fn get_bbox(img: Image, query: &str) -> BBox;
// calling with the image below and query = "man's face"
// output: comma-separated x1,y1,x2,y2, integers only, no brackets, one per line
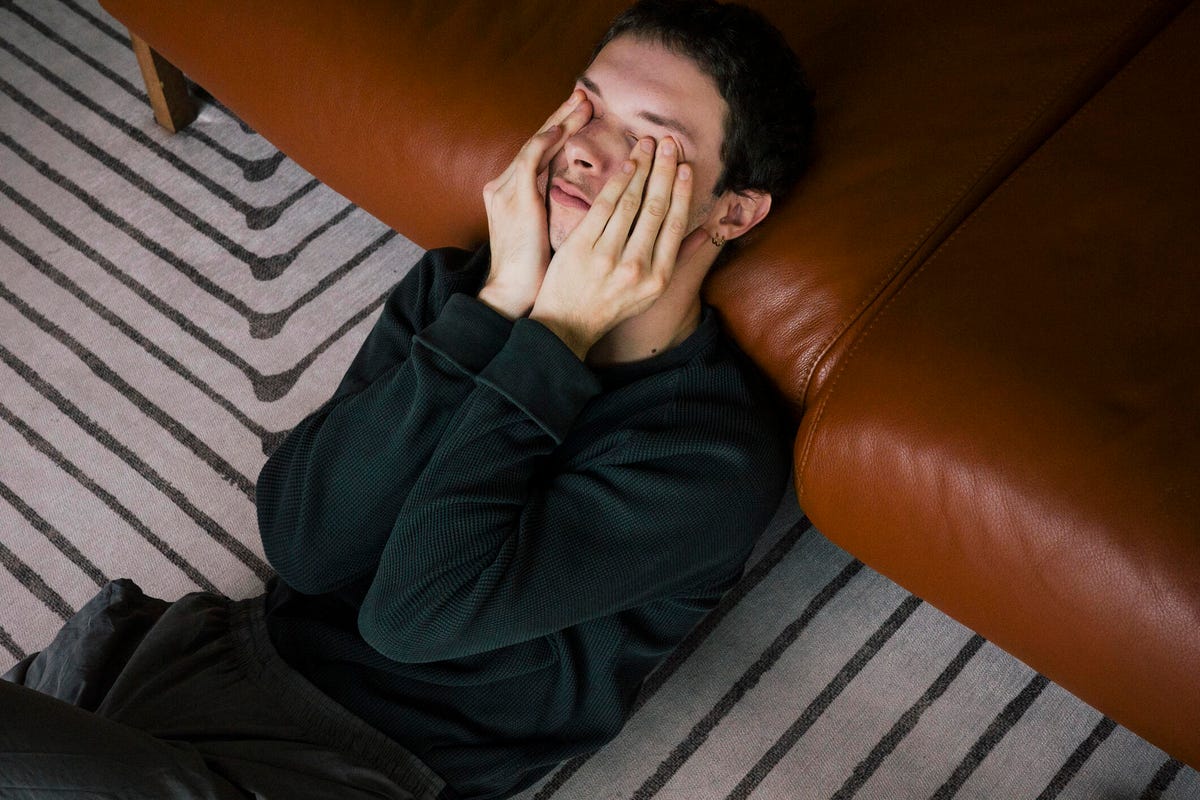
546,34,728,250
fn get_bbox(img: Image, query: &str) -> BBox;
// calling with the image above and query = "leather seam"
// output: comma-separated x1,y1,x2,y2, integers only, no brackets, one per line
799,0,1162,419
796,0,1172,504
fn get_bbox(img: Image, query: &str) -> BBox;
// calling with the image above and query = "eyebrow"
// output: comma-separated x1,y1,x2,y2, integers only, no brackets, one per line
577,74,696,144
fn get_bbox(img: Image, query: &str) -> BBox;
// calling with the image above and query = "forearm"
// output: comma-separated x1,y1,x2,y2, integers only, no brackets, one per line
257,293,512,594
477,281,532,322
358,318,601,661
355,314,788,665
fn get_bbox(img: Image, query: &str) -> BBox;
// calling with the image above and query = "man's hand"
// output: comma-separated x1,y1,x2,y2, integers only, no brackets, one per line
529,136,701,360
478,91,593,321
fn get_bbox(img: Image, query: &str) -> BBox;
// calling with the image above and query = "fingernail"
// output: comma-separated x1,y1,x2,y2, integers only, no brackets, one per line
639,138,655,154
660,139,675,156
568,90,581,106
678,164,691,181
622,160,635,174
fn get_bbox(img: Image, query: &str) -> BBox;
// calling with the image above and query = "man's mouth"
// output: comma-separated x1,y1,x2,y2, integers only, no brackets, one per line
550,179,591,211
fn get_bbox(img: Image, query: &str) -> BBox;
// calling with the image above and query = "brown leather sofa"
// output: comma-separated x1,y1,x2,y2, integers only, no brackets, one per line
99,0,1200,768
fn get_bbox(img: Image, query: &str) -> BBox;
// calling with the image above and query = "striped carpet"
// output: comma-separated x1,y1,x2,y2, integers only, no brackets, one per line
0,1,1196,798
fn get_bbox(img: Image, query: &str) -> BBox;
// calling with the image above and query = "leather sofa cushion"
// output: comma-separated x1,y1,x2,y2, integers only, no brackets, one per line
797,0,1200,767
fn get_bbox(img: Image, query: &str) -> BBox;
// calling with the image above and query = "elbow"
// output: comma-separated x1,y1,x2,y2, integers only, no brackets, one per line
358,583,471,664
263,548,342,597
258,506,343,596
358,600,433,663
268,564,343,598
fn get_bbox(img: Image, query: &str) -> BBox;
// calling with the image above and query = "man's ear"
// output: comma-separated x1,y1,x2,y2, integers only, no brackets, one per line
715,189,772,242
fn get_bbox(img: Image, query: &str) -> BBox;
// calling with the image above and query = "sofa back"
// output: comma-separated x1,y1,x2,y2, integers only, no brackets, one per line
791,0,1200,770
100,0,1200,767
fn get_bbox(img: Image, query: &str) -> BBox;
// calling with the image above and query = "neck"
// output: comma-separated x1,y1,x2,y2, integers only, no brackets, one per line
585,246,714,368
586,297,703,368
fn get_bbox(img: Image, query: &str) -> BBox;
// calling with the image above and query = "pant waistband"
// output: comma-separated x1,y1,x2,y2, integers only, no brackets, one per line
227,593,448,800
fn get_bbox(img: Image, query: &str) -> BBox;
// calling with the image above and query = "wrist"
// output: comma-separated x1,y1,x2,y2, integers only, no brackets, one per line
477,282,531,321
527,312,597,362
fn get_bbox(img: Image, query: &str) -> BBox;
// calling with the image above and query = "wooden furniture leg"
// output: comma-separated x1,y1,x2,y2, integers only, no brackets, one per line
129,33,198,133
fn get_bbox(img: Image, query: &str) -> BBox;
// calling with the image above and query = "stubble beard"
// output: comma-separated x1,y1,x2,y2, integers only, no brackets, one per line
545,162,580,253
547,204,578,253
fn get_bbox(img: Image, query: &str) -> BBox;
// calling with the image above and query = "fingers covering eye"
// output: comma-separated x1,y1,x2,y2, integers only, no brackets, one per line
622,139,684,259
598,140,656,245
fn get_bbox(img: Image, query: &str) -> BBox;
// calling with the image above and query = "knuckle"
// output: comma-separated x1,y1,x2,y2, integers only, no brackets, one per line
620,195,641,215
667,216,688,235
643,200,667,218
619,256,647,277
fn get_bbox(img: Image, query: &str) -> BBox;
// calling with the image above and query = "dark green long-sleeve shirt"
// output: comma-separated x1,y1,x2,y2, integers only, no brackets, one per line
257,245,793,800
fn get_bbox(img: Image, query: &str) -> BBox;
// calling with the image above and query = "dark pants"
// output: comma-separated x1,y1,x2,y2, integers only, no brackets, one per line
0,579,447,800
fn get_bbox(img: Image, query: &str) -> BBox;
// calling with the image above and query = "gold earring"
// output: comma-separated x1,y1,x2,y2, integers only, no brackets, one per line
711,232,726,248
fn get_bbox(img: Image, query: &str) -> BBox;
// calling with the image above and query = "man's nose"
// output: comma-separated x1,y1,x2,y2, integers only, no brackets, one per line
562,122,623,177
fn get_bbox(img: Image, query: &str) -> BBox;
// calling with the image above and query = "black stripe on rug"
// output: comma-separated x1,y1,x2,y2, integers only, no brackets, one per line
1035,716,1118,800
722,593,925,800
0,479,109,589
929,674,1051,800
617,556,869,799
533,518,814,798
831,633,988,800
0,340,269,581
0,533,76,621
0,273,257,498
0,623,27,663
0,401,222,593
1140,757,1185,800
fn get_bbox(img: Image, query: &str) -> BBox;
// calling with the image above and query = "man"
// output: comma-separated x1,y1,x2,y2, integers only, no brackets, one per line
0,2,814,799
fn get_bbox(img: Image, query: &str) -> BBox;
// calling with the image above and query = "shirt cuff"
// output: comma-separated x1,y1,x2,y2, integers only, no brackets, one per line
412,292,514,376
477,318,603,444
